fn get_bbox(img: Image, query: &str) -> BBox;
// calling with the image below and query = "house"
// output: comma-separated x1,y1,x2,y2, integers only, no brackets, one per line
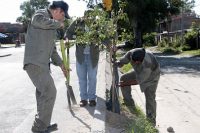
156,12,200,49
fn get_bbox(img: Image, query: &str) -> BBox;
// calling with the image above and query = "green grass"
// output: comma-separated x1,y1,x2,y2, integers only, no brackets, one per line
118,59,157,133
180,49,200,56
120,98,158,133
120,63,132,73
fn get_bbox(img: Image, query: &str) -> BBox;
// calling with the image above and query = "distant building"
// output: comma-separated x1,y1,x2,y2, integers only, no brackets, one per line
0,22,25,44
157,12,200,41
158,12,200,33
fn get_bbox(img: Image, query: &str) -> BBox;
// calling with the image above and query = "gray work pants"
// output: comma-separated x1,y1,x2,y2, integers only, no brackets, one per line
120,70,158,125
25,64,57,130
144,83,157,125
120,70,137,106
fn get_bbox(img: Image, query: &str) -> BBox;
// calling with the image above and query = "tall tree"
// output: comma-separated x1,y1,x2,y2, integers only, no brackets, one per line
181,0,195,12
16,0,49,30
70,0,196,48
122,0,182,47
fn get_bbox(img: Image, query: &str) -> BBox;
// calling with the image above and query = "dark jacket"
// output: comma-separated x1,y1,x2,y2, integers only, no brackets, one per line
65,19,99,68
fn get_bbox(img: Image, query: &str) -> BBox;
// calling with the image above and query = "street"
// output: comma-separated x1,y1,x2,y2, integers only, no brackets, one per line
0,45,200,133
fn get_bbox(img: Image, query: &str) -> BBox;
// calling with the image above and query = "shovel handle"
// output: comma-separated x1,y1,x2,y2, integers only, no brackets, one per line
60,39,70,82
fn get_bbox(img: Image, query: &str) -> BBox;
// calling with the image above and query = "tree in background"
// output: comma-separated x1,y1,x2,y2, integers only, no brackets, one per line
16,0,73,32
16,0,50,31
81,0,183,47
121,0,184,48
181,0,195,13
59,0,196,48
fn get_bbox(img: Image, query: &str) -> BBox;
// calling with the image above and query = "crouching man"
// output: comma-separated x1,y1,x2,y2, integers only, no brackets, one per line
117,48,160,126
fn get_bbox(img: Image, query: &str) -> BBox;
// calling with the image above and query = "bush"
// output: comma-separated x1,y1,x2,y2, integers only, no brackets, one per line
158,35,194,53
158,37,168,48
184,30,198,50
181,44,191,51
143,32,156,46
160,47,181,54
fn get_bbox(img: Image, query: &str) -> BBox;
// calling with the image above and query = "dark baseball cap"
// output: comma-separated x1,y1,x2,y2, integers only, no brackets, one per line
131,48,146,62
52,1,70,19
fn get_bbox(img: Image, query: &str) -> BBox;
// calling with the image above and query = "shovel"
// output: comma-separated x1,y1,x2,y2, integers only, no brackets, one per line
60,38,77,108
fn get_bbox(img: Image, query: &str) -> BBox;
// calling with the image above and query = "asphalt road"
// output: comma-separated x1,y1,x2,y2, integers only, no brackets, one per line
0,46,32,133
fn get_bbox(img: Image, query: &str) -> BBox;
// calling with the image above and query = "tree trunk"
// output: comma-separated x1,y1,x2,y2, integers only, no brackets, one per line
134,22,142,48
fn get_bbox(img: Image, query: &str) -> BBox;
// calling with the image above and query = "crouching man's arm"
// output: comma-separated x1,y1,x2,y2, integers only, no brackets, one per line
118,80,138,87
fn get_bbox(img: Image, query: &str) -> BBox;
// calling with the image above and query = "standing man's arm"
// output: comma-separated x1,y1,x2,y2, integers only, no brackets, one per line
51,46,68,77
65,20,77,40
51,46,62,66
31,12,63,29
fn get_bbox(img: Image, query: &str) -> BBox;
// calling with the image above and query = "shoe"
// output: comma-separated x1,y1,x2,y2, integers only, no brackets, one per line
32,126,48,133
80,100,88,107
89,100,96,107
123,99,135,107
34,131,49,133
31,118,47,133
47,123,58,131
32,128,49,133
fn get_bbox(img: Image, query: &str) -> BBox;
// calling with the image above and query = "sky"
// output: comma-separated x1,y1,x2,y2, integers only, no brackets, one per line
0,0,200,23
0,0,87,23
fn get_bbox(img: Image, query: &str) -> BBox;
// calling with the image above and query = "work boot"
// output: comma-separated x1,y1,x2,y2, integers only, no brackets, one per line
47,123,58,131
147,113,156,127
123,99,135,107
31,118,47,133
31,127,49,133
80,100,88,107
89,100,96,107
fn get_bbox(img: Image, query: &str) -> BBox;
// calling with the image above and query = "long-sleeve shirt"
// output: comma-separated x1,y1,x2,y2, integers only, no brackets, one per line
24,9,62,71
119,49,160,92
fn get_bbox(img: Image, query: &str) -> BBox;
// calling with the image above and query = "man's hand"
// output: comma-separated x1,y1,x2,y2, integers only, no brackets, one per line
117,81,126,87
118,80,138,87
115,60,123,68
112,45,118,52
60,64,71,78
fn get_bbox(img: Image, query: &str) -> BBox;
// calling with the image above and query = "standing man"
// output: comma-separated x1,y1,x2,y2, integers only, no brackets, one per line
117,48,160,126
65,10,99,107
23,1,70,133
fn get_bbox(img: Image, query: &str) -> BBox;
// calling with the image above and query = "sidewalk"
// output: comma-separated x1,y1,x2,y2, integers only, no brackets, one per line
0,44,20,57
13,49,110,133
0,46,12,57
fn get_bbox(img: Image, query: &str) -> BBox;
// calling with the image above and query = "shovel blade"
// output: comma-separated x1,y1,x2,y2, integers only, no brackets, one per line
66,90,71,108
65,83,77,105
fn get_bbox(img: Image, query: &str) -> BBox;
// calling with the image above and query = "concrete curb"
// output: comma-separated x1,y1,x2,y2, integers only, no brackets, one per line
91,51,107,133
91,51,125,133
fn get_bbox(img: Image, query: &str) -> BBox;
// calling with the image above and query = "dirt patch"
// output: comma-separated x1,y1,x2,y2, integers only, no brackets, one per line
105,106,137,133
